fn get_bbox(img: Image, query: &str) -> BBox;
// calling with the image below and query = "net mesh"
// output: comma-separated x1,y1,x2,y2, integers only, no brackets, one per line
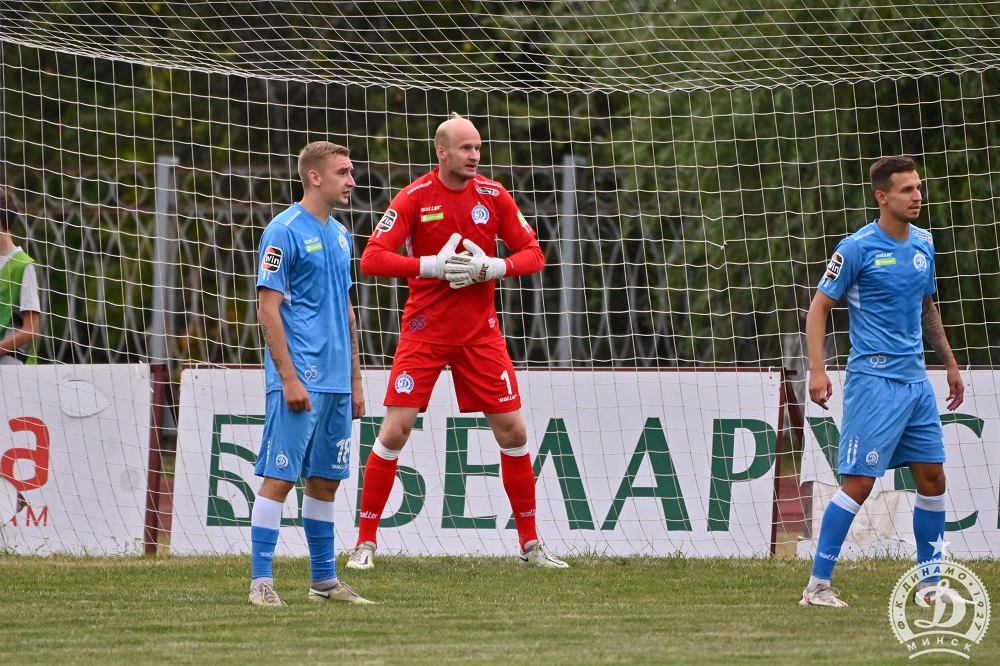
1,1,998,556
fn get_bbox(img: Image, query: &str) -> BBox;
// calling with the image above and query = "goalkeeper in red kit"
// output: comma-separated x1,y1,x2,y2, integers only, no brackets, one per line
348,113,568,570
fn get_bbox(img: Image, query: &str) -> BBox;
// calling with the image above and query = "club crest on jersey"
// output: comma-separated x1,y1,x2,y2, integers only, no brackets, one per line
476,185,500,196
913,251,928,272
376,208,397,233
261,246,283,272
471,204,490,225
824,251,843,281
339,234,350,252
395,373,415,394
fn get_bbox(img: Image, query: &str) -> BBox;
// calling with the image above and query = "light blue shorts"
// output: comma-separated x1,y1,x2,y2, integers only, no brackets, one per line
838,373,944,477
256,391,352,482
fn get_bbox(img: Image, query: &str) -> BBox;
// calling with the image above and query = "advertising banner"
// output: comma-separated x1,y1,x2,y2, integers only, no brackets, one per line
0,364,151,555
173,368,783,557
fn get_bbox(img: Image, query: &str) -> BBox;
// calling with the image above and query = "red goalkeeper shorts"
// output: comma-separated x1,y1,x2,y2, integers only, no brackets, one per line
384,334,521,413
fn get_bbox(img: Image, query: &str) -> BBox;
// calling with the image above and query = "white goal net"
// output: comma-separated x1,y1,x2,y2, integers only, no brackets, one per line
1,1,998,558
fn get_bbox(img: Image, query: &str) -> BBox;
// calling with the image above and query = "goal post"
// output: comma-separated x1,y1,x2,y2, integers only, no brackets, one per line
1,2,999,557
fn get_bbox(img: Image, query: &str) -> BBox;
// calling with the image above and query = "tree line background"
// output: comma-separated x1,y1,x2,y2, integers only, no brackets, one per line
1,1,999,369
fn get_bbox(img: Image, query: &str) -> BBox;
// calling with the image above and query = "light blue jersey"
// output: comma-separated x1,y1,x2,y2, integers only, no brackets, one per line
818,221,936,383
256,203,354,393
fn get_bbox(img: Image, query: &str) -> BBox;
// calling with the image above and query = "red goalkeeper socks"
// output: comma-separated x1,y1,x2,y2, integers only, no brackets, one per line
500,449,539,550
356,450,398,546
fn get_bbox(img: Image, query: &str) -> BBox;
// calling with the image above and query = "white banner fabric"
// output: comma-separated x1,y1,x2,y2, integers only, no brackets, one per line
172,368,783,557
0,364,151,554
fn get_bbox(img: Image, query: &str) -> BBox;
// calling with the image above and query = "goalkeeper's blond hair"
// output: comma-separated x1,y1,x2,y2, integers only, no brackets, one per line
297,141,351,187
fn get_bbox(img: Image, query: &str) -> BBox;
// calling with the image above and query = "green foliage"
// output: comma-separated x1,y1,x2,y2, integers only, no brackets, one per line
3,4,1000,366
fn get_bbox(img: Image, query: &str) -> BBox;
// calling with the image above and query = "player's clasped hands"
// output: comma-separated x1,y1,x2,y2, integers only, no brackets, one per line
418,232,468,279
444,238,507,289
417,233,507,288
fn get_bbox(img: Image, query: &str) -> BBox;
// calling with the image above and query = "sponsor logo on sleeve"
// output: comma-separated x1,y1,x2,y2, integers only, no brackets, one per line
375,208,397,234
261,246,283,272
476,185,500,196
824,251,843,281
517,211,533,233
471,204,490,224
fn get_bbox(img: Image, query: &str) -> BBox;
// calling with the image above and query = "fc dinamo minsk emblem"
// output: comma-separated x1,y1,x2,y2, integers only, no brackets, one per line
471,204,490,224
889,559,990,659
913,252,928,272
395,373,415,394
275,452,289,469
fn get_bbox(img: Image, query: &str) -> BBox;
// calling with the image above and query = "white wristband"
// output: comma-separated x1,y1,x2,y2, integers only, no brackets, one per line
419,255,438,278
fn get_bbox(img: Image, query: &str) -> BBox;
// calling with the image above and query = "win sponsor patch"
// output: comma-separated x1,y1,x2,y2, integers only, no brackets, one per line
824,251,843,281
420,211,444,222
376,208,397,233
261,246,283,272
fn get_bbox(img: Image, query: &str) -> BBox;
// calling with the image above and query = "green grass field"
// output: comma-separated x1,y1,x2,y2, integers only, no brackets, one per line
1,554,997,665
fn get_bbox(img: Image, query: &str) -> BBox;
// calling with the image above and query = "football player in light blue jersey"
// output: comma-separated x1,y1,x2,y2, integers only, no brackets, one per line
248,141,373,606
800,156,965,608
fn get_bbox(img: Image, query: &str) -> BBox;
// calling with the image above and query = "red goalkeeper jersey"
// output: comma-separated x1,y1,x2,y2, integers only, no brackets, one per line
361,169,544,345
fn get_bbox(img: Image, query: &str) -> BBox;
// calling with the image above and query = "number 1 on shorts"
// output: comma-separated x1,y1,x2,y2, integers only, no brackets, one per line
500,370,512,395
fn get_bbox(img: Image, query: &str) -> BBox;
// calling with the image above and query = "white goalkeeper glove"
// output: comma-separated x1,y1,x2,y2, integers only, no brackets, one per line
418,232,465,279
444,239,507,289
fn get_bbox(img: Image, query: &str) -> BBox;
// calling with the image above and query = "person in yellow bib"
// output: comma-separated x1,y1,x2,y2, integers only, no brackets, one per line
0,186,40,366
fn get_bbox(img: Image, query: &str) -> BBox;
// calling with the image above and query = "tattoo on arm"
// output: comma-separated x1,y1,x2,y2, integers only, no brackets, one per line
922,296,957,367
261,322,283,373
349,309,361,379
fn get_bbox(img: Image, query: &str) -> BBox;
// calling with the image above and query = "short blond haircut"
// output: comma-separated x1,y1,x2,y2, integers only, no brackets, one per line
297,141,350,185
